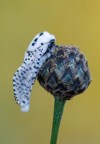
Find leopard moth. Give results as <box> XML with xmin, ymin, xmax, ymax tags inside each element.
<box><xmin>13</xmin><ymin>32</ymin><xmax>56</xmax><ymax>112</ymax></box>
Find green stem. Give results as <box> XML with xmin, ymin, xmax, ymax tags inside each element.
<box><xmin>50</xmin><ymin>97</ymin><xmax>66</xmax><ymax>144</ymax></box>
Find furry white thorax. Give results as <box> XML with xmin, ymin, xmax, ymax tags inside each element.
<box><xmin>13</xmin><ymin>32</ymin><xmax>56</xmax><ymax>112</ymax></box>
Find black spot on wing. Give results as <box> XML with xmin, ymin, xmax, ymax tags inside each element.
<box><xmin>13</xmin><ymin>79</ymin><xmax>15</xmax><ymax>82</ymax></box>
<box><xmin>41</xmin><ymin>43</ymin><xmax>44</xmax><ymax>45</ymax></box>
<box><xmin>22</xmin><ymin>100</ymin><xmax>26</xmax><ymax>104</ymax></box>
<box><xmin>32</xmin><ymin>43</ymin><xmax>35</xmax><ymax>46</ymax></box>
<box><xmin>39</xmin><ymin>32</ymin><xmax>43</xmax><ymax>36</ymax></box>
<box><xmin>34</xmin><ymin>66</ymin><xmax>38</xmax><ymax>69</ymax></box>
<box><xmin>34</xmin><ymin>38</ymin><xmax>38</xmax><ymax>42</ymax></box>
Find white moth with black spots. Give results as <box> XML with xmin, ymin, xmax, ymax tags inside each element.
<box><xmin>13</xmin><ymin>32</ymin><xmax>56</xmax><ymax>112</ymax></box>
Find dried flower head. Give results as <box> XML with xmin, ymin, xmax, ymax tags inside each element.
<box><xmin>38</xmin><ymin>45</ymin><xmax>91</xmax><ymax>100</ymax></box>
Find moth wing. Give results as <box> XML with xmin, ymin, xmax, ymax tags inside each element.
<box><xmin>13</xmin><ymin>61</ymin><xmax>37</xmax><ymax>112</ymax></box>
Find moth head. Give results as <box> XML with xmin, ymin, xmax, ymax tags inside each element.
<box><xmin>28</xmin><ymin>31</ymin><xmax>56</xmax><ymax>51</ymax></box>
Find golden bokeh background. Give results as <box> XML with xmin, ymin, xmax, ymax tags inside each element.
<box><xmin>0</xmin><ymin>0</ymin><xmax>99</xmax><ymax>144</ymax></box>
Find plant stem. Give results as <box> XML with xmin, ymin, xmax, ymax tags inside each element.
<box><xmin>50</xmin><ymin>97</ymin><xmax>66</xmax><ymax>144</ymax></box>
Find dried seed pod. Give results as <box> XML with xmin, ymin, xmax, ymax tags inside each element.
<box><xmin>38</xmin><ymin>45</ymin><xmax>91</xmax><ymax>100</ymax></box>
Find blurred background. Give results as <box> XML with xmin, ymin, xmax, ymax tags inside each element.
<box><xmin>0</xmin><ymin>0</ymin><xmax>99</xmax><ymax>144</ymax></box>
